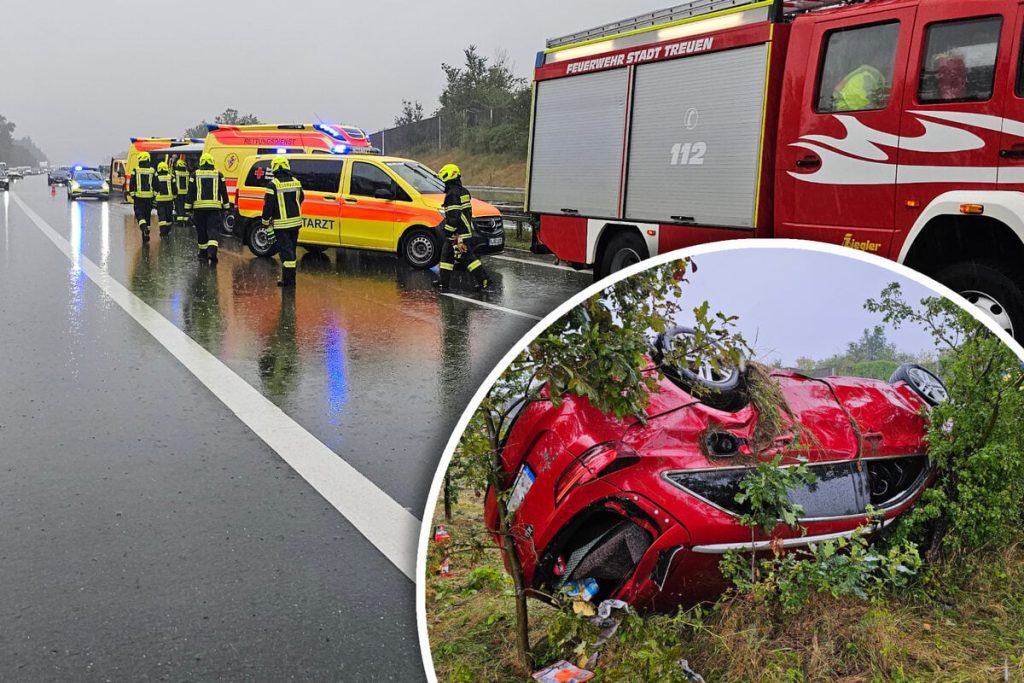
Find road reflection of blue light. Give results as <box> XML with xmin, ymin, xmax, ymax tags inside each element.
<box><xmin>69</xmin><ymin>201</ymin><xmax>85</xmax><ymax>315</ymax></box>
<box><xmin>100</xmin><ymin>201</ymin><xmax>110</xmax><ymax>268</ymax></box>
<box><xmin>170</xmin><ymin>290</ymin><xmax>184</xmax><ymax>326</ymax></box>
<box><xmin>3</xmin><ymin>192</ymin><xmax>9</xmax><ymax>252</ymax></box>
<box><xmin>325</xmin><ymin>324</ymin><xmax>349</xmax><ymax>423</ymax></box>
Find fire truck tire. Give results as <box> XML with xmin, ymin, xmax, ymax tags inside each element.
<box><xmin>596</xmin><ymin>230</ymin><xmax>649</xmax><ymax>282</ymax></box>
<box><xmin>401</xmin><ymin>227</ymin><xmax>440</xmax><ymax>269</ymax></box>
<box><xmin>934</xmin><ymin>258</ymin><xmax>1024</xmax><ymax>337</ymax></box>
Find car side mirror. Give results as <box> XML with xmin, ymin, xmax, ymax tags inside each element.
<box><xmin>374</xmin><ymin>187</ymin><xmax>395</xmax><ymax>200</ymax></box>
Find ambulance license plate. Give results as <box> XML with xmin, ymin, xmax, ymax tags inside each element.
<box><xmin>507</xmin><ymin>464</ymin><xmax>535</xmax><ymax>516</ymax></box>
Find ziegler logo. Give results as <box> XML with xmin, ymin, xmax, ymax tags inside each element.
<box><xmin>303</xmin><ymin>217</ymin><xmax>334</xmax><ymax>230</ymax></box>
<box><xmin>841</xmin><ymin>233</ymin><xmax>881</xmax><ymax>253</ymax></box>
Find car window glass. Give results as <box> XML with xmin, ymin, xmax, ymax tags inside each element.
<box><xmin>816</xmin><ymin>21</ymin><xmax>900</xmax><ymax>113</ymax></box>
<box><xmin>350</xmin><ymin>162</ymin><xmax>409</xmax><ymax>200</ymax></box>
<box><xmin>245</xmin><ymin>160</ymin><xmax>272</xmax><ymax>188</ymax></box>
<box><xmin>920</xmin><ymin>16</ymin><xmax>1001</xmax><ymax>104</ymax></box>
<box><xmin>385</xmin><ymin>162</ymin><xmax>445</xmax><ymax>194</ymax></box>
<box><xmin>76</xmin><ymin>172</ymin><xmax>103</xmax><ymax>181</ymax></box>
<box><xmin>289</xmin><ymin>158</ymin><xmax>344</xmax><ymax>193</ymax></box>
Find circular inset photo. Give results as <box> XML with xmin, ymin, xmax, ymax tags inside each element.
<box><xmin>417</xmin><ymin>243</ymin><xmax>1024</xmax><ymax>683</ymax></box>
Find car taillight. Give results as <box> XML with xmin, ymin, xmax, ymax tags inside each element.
<box><xmin>555</xmin><ymin>441</ymin><xmax>640</xmax><ymax>505</ymax></box>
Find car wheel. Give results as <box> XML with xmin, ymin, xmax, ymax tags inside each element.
<box><xmin>934</xmin><ymin>258</ymin><xmax>1024</xmax><ymax>338</ymax></box>
<box><xmin>222</xmin><ymin>208</ymin><xmax>237</xmax><ymax>235</ymax></box>
<box><xmin>655</xmin><ymin>326</ymin><xmax>745</xmax><ymax>408</ymax></box>
<box><xmin>595</xmin><ymin>230</ymin><xmax>649</xmax><ymax>282</ymax></box>
<box><xmin>402</xmin><ymin>227</ymin><xmax>440</xmax><ymax>269</ymax></box>
<box><xmin>246</xmin><ymin>222</ymin><xmax>278</xmax><ymax>258</ymax></box>
<box><xmin>304</xmin><ymin>245</ymin><xmax>328</xmax><ymax>254</ymax></box>
<box><xmin>890</xmin><ymin>363</ymin><xmax>948</xmax><ymax>406</ymax></box>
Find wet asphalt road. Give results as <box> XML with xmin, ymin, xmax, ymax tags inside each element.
<box><xmin>0</xmin><ymin>177</ymin><xmax>589</xmax><ymax>681</ymax></box>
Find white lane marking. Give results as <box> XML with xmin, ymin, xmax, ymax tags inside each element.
<box><xmin>441</xmin><ymin>292</ymin><xmax>542</xmax><ymax>320</ymax></box>
<box><xmin>12</xmin><ymin>193</ymin><xmax>419</xmax><ymax>580</ymax></box>
<box><xmin>490</xmin><ymin>253</ymin><xmax>582</xmax><ymax>272</ymax></box>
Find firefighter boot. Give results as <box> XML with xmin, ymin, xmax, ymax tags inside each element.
<box><xmin>197</xmin><ymin>246</ymin><xmax>208</xmax><ymax>262</ymax></box>
<box><xmin>141</xmin><ymin>226</ymin><xmax>150</xmax><ymax>243</ymax></box>
<box><xmin>208</xmin><ymin>244</ymin><xmax>219</xmax><ymax>263</ymax></box>
<box><xmin>434</xmin><ymin>266</ymin><xmax>452</xmax><ymax>293</ymax></box>
<box><xmin>277</xmin><ymin>267</ymin><xmax>296</xmax><ymax>288</ymax></box>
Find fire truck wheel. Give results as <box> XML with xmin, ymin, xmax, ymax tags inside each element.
<box><xmin>596</xmin><ymin>231</ymin><xmax>649</xmax><ymax>282</ymax></box>
<box><xmin>401</xmin><ymin>227</ymin><xmax>440</xmax><ymax>269</ymax></box>
<box><xmin>934</xmin><ymin>259</ymin><xmax>1024</xmax><ymax>338</ymax></box>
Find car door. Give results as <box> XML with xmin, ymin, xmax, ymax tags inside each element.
<box><xmin>340</xmin><ymin>160</ymin><xmax>404</xmax><ymax>251</ymax></box>
<box><xmin>775</xmin><ymin>7</ymin><xmax>916</xmax><ymax>255</ymax></box>
<box><xmin>900</xmin><ymin>6</ymin><xmax>1008</xmax><ymax>211</ymax></box>
<box><xmin>288</xmin><ymin>158</ymin><xmax>344</xmax><ymax>247</ymax></box>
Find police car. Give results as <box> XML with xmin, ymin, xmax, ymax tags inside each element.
<box><xmin>67</xmin><ymin>166</ymin><xmax>111</xmax><ymax>201</ymax></box>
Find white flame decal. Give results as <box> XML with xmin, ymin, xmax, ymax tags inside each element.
<box><xmin>789</xmin><ymin>111</ymin><xmax>1022</xmax><ymax>186</ymax></box>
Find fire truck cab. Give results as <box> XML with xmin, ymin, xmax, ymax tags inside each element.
<box><xmin>529</xmin><ymin>0</ymin><xmax>1024</xmax><ymax>336</ymax></box>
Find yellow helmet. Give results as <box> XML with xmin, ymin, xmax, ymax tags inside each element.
<box><xmin>138</xmin><ymin>151</ymin><xmax>151</xmax><ymax>163</ymax></box>
<box><xmin>438</xmin><ymin>163</ymin><xmax>461</xmax><ymax>182</ymax></box>
<box><xmin>270</xmin><ymin>156</ymin><xmax>290</xmax><ymax>172</ymax></box>
<box><xmin>199</xmin><ymin>152</ymin><xmax>215</xmax><ymax>167</ymax></box>
<box><xmin>175</xmin><ymin>158</ymin><xmax>186</xmax><ymax>167</ymax></box>
<box><xmin>157</xmin><ymin>161</ymin><xmax>169</xmax><ymax>171</ymax></box>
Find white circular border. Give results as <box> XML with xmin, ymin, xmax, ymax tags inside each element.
<box><xmin>414</xmin><ymin>238</ymin><xmax>1024</xmax><ymax>681</ymax></box>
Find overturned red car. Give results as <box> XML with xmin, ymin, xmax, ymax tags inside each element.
<box><xmin>484</xmin><ymin>327</ymin><xmax>947</xmax><ymax>612</ymax></box>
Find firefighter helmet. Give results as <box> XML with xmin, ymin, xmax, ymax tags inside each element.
<box><xmin>138</xmin><ymin>151</ymin><xmax>151</xmax><ymax>164</ymax></box>
<box><xmin>270</xmin><ymin>156</ymin><xmax>290</xmax><ymax>172</ymax></box>
<box><xmin>438</xmin><ymin>163</ymin><xmax>461</xmax><ymax>182</ymax></box>
<box><xmin>157</xmin><ymin>161</ymin><xmax>169</xmax><ymax>172</ymax></box>
<box><xmin>199</xmin><ymin>152</ymin><xmax>215</xmax><ymax>167</ymax></box>
<box><xmin>175</xmin><ymin>158</ymin><xmax>186</xmax><ymax>167</ymax></box>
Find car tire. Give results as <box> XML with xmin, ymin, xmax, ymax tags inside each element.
<box><xmin>304</xmin><ymin>245</ymin><xmax>328</xmax><ymax>254</ymax></box>
<box><xmin>222</xmin><ymin>208</ymin><xmax>237</xmax><ymax>235</ymax></box>
<box><xmin>246</xmin><ymin>222</ymin><xmax>278</xmax><ymax>258</ymax></box>
<box><xmin>401</xmin><ymin>227</ymin><xmax>440</xmax><ymax>269</ymax></box>
<box><xmin>654</xmin><ymin>325</ymin><xmax>746</xmax><ymax>409</ymax></box>
<box><xmin>890</xmin><ymin>363</ymin><xmax>948</xmax><ymax>406</ymax></box>
<box><xmin>595</xmin><ymin>230</ymin><xmax>649</xmax><ymax>282</ymax></box>
<box><xmin>933</xmin><ymin>258</ymin><xmax>1024</xmax><ymax>338</ymax></box>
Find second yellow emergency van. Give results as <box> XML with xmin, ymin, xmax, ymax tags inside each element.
<box><xmin>235</xmin><ymin>153</ymin><xmax>505</xmax><ymax>268</ymax></box>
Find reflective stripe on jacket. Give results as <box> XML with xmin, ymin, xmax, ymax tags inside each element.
<box><xmin>261</xmin><ymin>171</ymin><xmax>305</xmax><ymax>230</ymax></box>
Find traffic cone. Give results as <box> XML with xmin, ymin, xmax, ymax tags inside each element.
<box><xmin>50</xmin><ymin>185</ymin><xmax>56</xmax><ymax>197</ymax></box>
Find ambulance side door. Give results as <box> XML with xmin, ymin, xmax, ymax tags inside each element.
<box><xmin>289</xmin><ymin>158</ymin><xmax>344</xmax><ymax>247</ymax></box>
<box><xmin>340</xmin><ymin>160</ymin><xmax>402</xmax><ymax>251</ymax></box>
<box><xmin>776</xmin><ymin>6</ymin><xmax>916</xmax><ymax>255</ymax></box>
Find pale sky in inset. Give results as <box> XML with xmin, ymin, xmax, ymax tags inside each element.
<box><xmin>3</xmin><ymin>0</ymin><xmax>661</xmax><ymax>163</ymax></box>
<box><xmin>679</xmin><ymin>249</ymin><xmax>942</xmax><ymax>365</ymax></box>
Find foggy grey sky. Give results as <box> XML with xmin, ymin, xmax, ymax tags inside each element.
<box><xmin>678</xmin><ymin>249</ymin><xmax>941</xmax><ymax>365</ymax></box>
<box><xmin>3</xmin><ymin>0</ymin><xmax>663</xmax><ymax>163</ymax></box>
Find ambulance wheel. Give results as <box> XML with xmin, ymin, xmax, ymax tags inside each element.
<box><xmin>934</xmin><ymin>258</ymin><xmax>1024</xmax><ymax>338</ymax></box>
<box><xmin>402</xmin><ymin>227</ymin><xmax>440</xmax><ymax>269</ymax></box>
<box><xmin>595</xmin><ymin>230</ymin><xmax>648</xmax><ymax>282</ymax></box>
<box><xmin>222</xmin><ymin>209</ymin><xmax>237</xmax><ymax>235</ymax></box>
<box><xmin>246</xmin><ymin>222</ymin><xmax>278</xmax><ymax>258</ymax></box>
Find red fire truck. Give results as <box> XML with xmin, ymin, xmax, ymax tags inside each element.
<box><xmin>528</xmin><ymin>0</ymin><xmax>1024</xmax><ymax>335</ymax></box>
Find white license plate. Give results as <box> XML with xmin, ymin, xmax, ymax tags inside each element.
<box><xmin>489</xmin><ymin>237</ymin><xmax>503</xmax><ymax>246</ymax></box>
<box><xmin>506</xmin><ymin>464</ymin><xmax>535</xmax><ymax>516</ymax></box>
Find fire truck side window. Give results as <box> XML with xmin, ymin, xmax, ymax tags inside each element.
<box><xmin>919</xmin><ymin>16</ymin><xmax>1001</xmax><ymax>104</ymax></box>
<box><xmin>816</xmin><ymin>22</ymin><xmax>900</xmax><ymax>113</ymax></box>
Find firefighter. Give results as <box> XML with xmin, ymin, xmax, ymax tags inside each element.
<box><xmin>173</xmin><ymin>157</ymin><xmax>190</xmax><ymax>227</ymax></box>
<box><xmin>128</xmin><ymin>151</ymin><xmax>156</xmax><ymax>242</ymax></box>
<box><xmin>435</xmin><ymin>163</ymin><xmax>490</xmax><ymax>293</ymax></box>
<box><xmin>261</xmin><ymin>156</ymin><xmax>304</xmax><ymax>288</ymax></box>
<box><xmin>154</xmin><ymin>161</ymin><xmax>176</xmax><ymax>236</ymax></box>
<box><xmin>186</xmin><ymin>152</ymin><xmax>229</xmax><ymax>263</ymax></box>
<box><xmin>833</xmin><ymin>63</ymin><xmax>887</xmax><ymax>112</ymax></box>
